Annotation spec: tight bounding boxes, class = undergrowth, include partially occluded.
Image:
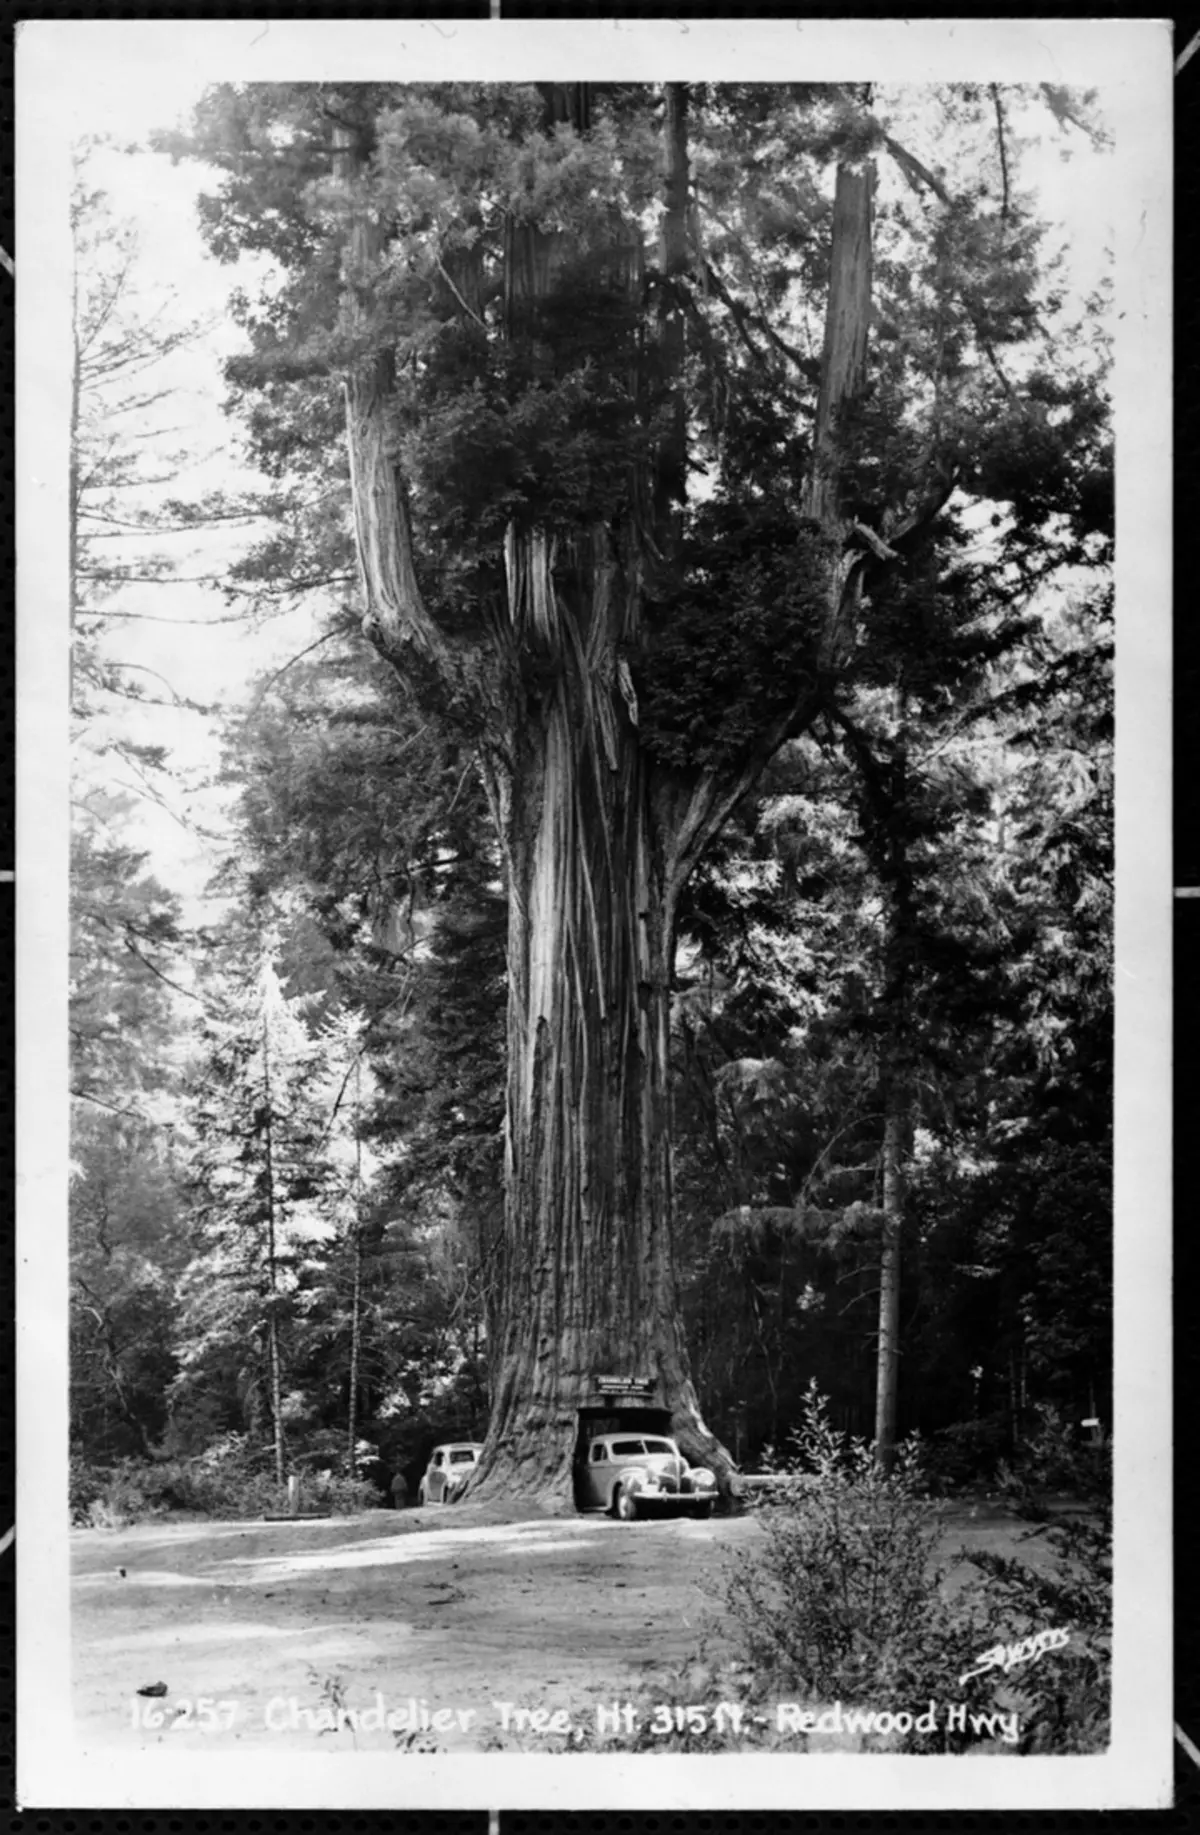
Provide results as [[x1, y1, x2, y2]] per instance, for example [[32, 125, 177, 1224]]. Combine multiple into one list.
[[70, 1438, 382, 1525]]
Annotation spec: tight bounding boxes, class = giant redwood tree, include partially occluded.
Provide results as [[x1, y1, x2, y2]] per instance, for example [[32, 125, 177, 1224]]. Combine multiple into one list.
[[167, 80, 1102, 1500]]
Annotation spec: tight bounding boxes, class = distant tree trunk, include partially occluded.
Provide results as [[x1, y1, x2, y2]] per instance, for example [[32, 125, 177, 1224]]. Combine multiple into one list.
[[346, 1061, 363, 1474], [346, 1226, 363, 1472], [875, 704, 911, 1474], [802, 157, 875, 673], [874, 1095, 905, 1470], [261, 1017, 286, 1490], [806, 162, 874, 524], [265, 1291, 285, 1490]]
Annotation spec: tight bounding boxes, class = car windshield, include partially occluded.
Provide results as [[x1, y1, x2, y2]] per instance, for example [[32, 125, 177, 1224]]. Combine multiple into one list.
[[643, 1439, 677, 1455], [608, 1438, 678, 1457], [450, 1450, 476, 1463]]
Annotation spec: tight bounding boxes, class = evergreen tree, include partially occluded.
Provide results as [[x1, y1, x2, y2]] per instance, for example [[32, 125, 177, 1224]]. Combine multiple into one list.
[[173, 954, 353, 1484], [69, 806, 192, 1461], [163, 80, 1109, 1499]]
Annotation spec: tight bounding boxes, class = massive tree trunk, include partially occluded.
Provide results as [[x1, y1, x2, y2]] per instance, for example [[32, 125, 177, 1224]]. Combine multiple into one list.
[[478, 529, 727, 1503]]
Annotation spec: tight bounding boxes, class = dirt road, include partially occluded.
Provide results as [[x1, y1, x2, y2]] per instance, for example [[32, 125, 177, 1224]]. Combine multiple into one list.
[[73, 1503, 764, 1752]]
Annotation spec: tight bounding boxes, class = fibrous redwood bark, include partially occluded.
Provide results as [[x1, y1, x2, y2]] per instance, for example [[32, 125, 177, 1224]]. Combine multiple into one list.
[[482, 529, 726, 1500]]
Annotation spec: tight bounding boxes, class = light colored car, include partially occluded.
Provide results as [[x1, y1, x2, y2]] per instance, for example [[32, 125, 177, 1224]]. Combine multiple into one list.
[[417, 1441, 483, 1505], [577, 1433, 718, 1520]]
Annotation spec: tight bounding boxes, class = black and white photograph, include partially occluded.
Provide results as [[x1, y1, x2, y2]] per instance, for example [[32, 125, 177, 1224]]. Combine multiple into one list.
[[16, 17, 1171, 1812]]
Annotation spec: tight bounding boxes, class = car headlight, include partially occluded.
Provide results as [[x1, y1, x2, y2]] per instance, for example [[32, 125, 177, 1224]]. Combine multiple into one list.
[[692, 1469, 716, 1488]]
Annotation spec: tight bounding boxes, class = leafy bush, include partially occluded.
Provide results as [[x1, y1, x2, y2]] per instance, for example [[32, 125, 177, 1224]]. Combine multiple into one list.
[[722, 1383, 992, 1740], [923, 1413, 1011, 1492], [996, 1401, 1109, 1512], [718, 1382, 1109, 1754], [70, 1457, 169, 1529], [307, 1469, 385, 1515], [70, 1437, 385, 1525], [159, 1438, 285, 1518], [70, 1453, 109, 1525]]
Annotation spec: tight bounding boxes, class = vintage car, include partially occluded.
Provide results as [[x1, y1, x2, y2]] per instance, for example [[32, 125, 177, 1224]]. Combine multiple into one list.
[[417, 1442, 483, 1505], [578, 1433, 718, 1520]]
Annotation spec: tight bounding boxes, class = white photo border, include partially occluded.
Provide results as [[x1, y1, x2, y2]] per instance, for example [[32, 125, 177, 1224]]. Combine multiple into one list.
[[16, 15, 1173, 1811]]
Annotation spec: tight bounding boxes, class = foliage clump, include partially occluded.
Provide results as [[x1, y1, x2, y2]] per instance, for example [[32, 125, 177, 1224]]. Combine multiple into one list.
[[403, 270, 649, 561], [922, 1413, 1012, 1492], [639, 504, 835, 771]]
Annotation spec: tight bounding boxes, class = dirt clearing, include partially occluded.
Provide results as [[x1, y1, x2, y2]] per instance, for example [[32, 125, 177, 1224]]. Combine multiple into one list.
[[72, 1499, 1040, 1753]]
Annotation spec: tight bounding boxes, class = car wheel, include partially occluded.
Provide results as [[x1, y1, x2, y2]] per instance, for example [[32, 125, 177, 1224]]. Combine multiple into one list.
[[692, 1499, 714, 1520], [613, 1483, 640, 1522], [417, 1484, 427, 1507]]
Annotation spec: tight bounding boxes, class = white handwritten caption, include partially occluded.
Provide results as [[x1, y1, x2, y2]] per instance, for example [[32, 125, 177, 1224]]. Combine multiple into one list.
[[130, 1694, 1024, 1743], [959, 1625, 1071, 1687]]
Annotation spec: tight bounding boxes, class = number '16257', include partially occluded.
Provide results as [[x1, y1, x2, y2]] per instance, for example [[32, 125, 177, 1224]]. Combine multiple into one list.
[[130, 1696, 238, 1731]]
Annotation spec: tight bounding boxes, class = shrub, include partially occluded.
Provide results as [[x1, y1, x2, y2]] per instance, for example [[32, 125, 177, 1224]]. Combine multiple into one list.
[[963, 1499, 1111, 1751], [308, 1470, 385, 1515], [722, 1383, 992, 1744], [70, 1453, 109, 1525], [719, 1382, 1109, 1754], [70, 1456, 169, 1528], [996, 1401, 1110, 1513], [924, 1413, 1011, 1493], [70, 1440, 278, 1524], [70, 1437, 385, 1525]]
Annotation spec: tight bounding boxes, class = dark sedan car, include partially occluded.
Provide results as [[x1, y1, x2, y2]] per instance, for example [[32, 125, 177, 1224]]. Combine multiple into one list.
[[577, 1433, 718, 1520]]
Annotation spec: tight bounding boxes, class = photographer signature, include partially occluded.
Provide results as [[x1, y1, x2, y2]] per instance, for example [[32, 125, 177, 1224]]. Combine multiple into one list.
[[959, 1625, 1070, 1686]]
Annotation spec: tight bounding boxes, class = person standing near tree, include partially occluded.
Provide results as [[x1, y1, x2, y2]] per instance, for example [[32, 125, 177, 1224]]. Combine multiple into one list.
[[391, 1469, 408, 1511]]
